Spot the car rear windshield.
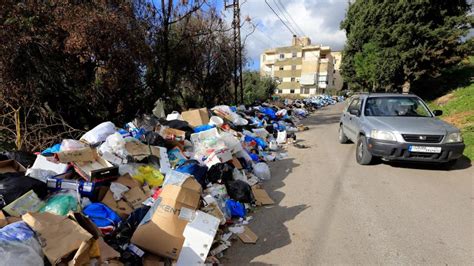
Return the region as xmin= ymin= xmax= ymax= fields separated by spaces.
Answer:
xmin=364 ymin=97 xmax=432 ymax=117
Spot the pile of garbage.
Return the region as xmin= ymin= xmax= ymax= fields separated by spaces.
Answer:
xmin=0 ymin=102 xmax=310 ymax=265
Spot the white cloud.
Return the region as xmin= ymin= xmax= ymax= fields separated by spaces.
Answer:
xmin=223 ymin=0 xmax=348 ymax=70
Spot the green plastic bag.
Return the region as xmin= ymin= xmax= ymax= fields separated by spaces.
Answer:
xmin=40 ymin=192 xmax=78 ymax=216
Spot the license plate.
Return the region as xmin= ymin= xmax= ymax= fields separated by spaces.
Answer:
xmin=409 ymin=146 xmax=442 ymax=153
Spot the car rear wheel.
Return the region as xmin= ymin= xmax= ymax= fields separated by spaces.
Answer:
xmin=338 ymin=125 xmax=349 ymax=144
xmin=356 ymin=136 xmax=373 ymax=165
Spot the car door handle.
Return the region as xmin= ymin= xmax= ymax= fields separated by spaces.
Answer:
xmin=349 ymin=117 xmax=352 ymax=120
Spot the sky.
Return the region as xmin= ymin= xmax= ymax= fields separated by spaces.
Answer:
xmin=220 ymin=0 xmax=349 ymax=70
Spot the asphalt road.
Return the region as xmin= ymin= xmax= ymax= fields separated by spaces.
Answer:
xmin=225 ymin=103 xmax=473 ymax=265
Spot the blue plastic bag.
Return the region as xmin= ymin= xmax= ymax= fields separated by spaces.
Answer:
xmin=83 ymin=203 xmax=121 ymax=227
xmin=225 ymin=199 xmax=246 ymax=218
xmin=41 ymin=143 xmax=61 ymax=155
xmin=176 ymin=160 xmax=208 ymax=188
xmin=244 ymin=135 xmax=268 ymax=149
xmin=194 ymin=124 xmax=215 ymax=133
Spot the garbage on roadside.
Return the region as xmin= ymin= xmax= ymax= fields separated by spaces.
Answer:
xmin=0 ymin=99 xmax=313 ymax=265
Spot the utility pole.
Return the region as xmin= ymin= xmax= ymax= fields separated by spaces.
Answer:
xmin=225 ymin=0 xmax=243 ymax=105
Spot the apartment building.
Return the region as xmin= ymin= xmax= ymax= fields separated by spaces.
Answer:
xmin=260 ymin=36 xmax=342 ymax=96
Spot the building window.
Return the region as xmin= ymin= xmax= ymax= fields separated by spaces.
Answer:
xmin=290 ymin=89 xmax=295 ymax=94
xmin=279 ymin=66 xmax=284 ymax=71
xmin=291 ymin=77 xmax=295 ymax=82
xmin=291 ymin=65 xmax=296 ymax=70
xmin=279 ymin=53 xmax=285 ymax=59
xmin=320 ymin=54 xmax=327 ymax=59
xmin=318 ymin=75 xmax=327 ymax=85
xmin=278 ymin=89 xmax=282 ymax=94
xmin=302 ymin=88 xmax=310 ymax=94
xmin=292 ymin=52 xmax=297 ymax=58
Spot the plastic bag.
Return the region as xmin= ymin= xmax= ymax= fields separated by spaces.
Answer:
xmin=225 ymin=199 xmax=246 ymax=218
xmin=41 ymin=144 xmax=61 ymax=155
xmin=225 ymin=180 xmax=254 ymax=203
xmin=276 ymin=130 xmax=287 ymax=144
xmin=60 ymin=139 xmax=86 ymax=151
xmin=253 ymin=162 xmax=271 ymax=180
xmin=132 ymin=165 xmax=164 ymax=187
xmin=206 ymin=163 xmax=233 ymax=184
xmin=0 ymin=151 xmax=37 ymax=168
xmin=0 ymin=172 xmax=48 ymax=209
xmin=81 ymin=121 xmax=116 ymax=145
xmin=40 ymin=191 xmax=78 ymax=216
xmin=0 ymin=222 xmax=44 ymax=266
xmin=83 ymin=203 xmax=122 ymax=228
xmin=176 ymin=160 xmax=208 ymax=188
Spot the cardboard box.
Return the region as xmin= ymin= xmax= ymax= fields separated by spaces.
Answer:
xmin=0 ymin=159 xmax=26 ymax=173
xmin=204 ymin=148 xmax=233 ymax=168
xmin=55 ymin=147 xmax=97 ymax=163
xmin=181 ymin=108 xmax=210 ymax=128
xmin=73 ymin=156 xmax=119 ymax=182
xmin=131 ymin=176 xmax=202 ymax=259
xmin=22 ymin=212 xmax=93 ymax=265
xmin=161 ymin=128 xmax=186 ymax=142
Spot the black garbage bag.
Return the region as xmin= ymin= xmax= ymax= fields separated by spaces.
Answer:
xmin=0 ymin=151 xmax=37 ymax=168
xmin=160 ymin=119 xmax=194 ymax=140
xmin=143 ymin=131 xmax=167 ymax=147
xmin=104 ymin=206 xmax=150 ymax=265
xmin=225 ymin=179 xmax=254 ymax=203
xmin=206 ymin=163 xmax=233 ymax=184
xmin=133 ymin=114 xmax=160 ymax=132
xmin=0 ymin=172 xmax=48 ymax=209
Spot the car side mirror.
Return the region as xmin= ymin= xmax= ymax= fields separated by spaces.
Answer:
xmin=349 ymin=109 xmax=360 ymax=116
xmin=433 ymin=110 xmax=443 ymax=116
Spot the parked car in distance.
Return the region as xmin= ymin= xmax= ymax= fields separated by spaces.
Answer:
xmin=338 ymin=93 xmax=465 ymax=166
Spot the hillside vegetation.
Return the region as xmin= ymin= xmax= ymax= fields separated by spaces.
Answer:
xmin=429 ymin=57 xmax=474 ymax=161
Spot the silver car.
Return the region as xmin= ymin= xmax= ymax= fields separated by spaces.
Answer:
xmin=339 ymin=93 xmax=465 ymax=166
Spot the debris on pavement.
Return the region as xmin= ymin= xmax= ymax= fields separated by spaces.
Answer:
xmin=0 ymin=98 xmax=322 ymax=265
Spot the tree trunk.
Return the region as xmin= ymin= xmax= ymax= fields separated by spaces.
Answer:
xmin=402 ymin=80 xmax=410 ymax=94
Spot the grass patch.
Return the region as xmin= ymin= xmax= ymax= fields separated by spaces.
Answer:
xmin=429 ymin=58 xmax=474 ymax=161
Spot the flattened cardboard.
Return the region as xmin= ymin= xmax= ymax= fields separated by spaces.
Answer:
xmin=22 ymin=212 xmax=93 ymax=265
xmin=123 ymin=187 xmax=147 ymax=209
xmin=3 ymin=190 xmax=45 ymax=217
xmin=56 ymin=147 xmax=97 ymax=163
xmin=0 ymin=159 xmax=26 ymax=173
xmin=181 ymin=108 xmax=210 ymax=128
xmin=125 ymin=141 xmax=161 ymax=160
xmin=101 ymin=174 xmax=142 ymax=218
xmin=251 ymin=187 xmax=274 ymax=205
xmin=238 ymin=226 xmax=258 ymax=244
xmin=131 ymin=177 xmax=202 ymax=259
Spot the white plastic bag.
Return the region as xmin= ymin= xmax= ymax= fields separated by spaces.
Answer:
xmin=276 ymin=130 xmax=287 ymax=144
xmin=268 ymin=140 xmax=278 ymax=151
xmin=80 ymin=121 xmax=116 ymax=145
xmin=60 ymin=139 xmax=86 ymax=151
xmin=253 ymin=162 xmax=271 ymax=180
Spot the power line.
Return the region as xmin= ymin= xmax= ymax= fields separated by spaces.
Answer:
xmin=264 ymin=0 xmax=297 ymax=36
xmin=272 ymin=0 xmax=301 ymax=37
xmin=276 ymin=0 xmax=306 ymax=36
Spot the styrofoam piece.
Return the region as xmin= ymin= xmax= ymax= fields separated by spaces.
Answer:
xmin=177 ymin=211 xmax=220 ymax=266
